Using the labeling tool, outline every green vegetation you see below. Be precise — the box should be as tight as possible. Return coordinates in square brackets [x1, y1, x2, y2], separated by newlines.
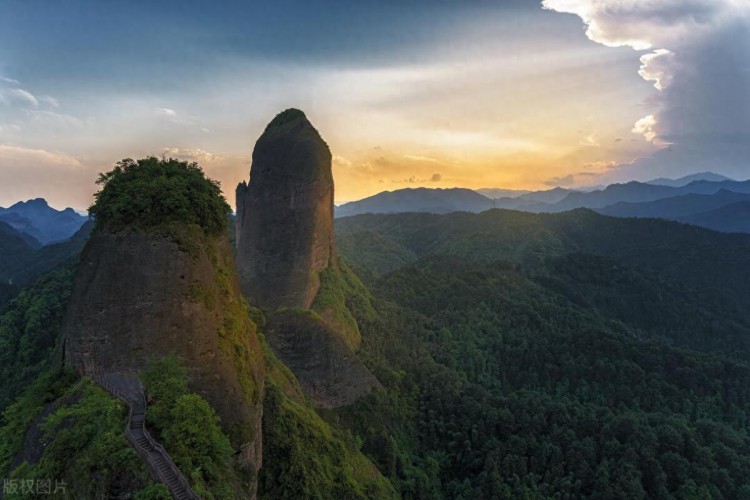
[89, 157, 230, 236]
[311, 266, 362, 349]
[259, 340, 396, 499]
[2, 374, 158, 498]
[336, 209, 750, 310]
[0, 283, 18, 309]
[0, 221, 91, 287]
[331, 210, 750, 498]
[0, 268, 74, 411]
[0, 367, 78, 475]
[336, 230, 417, 282]
[141, 355, 238, 499]
[209, 239, 263, 440]
[134, 483, 172, 500]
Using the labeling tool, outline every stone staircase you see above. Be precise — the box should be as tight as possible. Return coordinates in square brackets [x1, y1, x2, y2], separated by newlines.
[92, 373, 200, 500]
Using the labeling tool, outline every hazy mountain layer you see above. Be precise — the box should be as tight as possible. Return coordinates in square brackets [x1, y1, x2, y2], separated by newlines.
[0, 198, 87, 245]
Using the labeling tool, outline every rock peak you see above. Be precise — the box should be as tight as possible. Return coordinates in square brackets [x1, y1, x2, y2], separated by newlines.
[265, 108, 308, 130]
[236, 109, 335, 309]
[236, 110, 379, 407]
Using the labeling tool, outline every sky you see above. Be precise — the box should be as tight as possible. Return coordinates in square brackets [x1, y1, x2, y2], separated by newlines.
[0, 0, 748, 209]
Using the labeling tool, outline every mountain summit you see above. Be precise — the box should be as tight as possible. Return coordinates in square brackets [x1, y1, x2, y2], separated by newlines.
[62, 158, 265, 496]
[236, 110, 378, 407]
[0, 198, 87, 244]
[236, 108, 336, 309]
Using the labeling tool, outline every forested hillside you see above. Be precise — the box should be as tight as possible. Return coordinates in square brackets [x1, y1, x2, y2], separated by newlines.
[3, 206, 750, 498]
[333, 209, 750, 498]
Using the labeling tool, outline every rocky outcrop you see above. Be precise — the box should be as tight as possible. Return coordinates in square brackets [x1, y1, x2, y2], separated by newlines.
[236, 109, 378, 407]
[236, 109, 336, 310]
[264, 309, 379, 408]
[62, 229, 264, 497]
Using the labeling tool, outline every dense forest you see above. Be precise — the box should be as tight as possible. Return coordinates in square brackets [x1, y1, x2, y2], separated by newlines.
[332, 210, 750, 498]
[2, 207, 750, 497]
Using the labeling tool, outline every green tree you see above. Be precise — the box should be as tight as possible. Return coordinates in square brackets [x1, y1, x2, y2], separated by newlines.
[89, 157, 230, 235]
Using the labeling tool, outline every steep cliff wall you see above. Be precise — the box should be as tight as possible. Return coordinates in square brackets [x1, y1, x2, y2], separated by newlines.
[63, 225, 264, 496]
[236, 109, 336, 310]
[236, 110, 378, 407]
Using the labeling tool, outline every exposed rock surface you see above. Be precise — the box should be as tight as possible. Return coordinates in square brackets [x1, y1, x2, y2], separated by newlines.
[236, 109, 378, 407]
[264, 309, 379, 408]
[62, 229, 264, 496]
[236, 109, 336, 310]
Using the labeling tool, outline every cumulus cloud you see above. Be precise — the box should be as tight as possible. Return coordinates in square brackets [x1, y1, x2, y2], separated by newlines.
[543, 0, 750, 179]
[161, 147, 220, 164]
[631, 115, 659, 144]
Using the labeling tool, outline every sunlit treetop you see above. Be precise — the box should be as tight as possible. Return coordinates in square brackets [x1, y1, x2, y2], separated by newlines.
[89, 157, 230, 235]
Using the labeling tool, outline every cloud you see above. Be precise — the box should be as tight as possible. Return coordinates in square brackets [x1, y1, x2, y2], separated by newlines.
[161, 147, 221, 164]
[631, 115, 659, 144]
[4, 88, 39, 107]
[579, 133, 600, 147]
[39, 95, 60, 108]
[431, 173, 442, 182]
[155, 107, 177, 117]
[27, 110, 86, 130]
[333, 155, 352, 168]
[543, 174, 576, 187]
[154, 107, 203, 128]
[0, 144, 94, 209]
[404, 154, 438, 163]
[543, 0, 750, 180]
[0, 76, 20, 85]
[0, 144, 82, 167]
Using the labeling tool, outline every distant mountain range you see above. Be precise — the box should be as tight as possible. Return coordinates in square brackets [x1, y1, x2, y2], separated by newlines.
[475, 188, 531, 199]
[335, 188, 494, 217]
[0, 218, 93, 286]
[646, 172, 734, 187]
[0, 198, 88, 244]
[597, 189, 750, 219]
[335, 172, 750, 234]
[679, 202, 750, 233]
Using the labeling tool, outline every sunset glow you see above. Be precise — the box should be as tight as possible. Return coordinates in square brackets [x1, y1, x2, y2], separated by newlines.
[1, 1, 747, 208]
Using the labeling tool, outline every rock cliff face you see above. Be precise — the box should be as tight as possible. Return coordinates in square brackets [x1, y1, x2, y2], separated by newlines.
[62, 229, 264, 495]
[236, 109, 378, 406]
[236, 108, 335, 310]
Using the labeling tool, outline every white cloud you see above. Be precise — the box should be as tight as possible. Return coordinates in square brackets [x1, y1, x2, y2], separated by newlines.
[638, 49, 675, 91]
[0, 76, 20, 85]
[155, 107, 178, 117]
[39, 95, 60, 108]
[542, 0, 734, 50]
[543, 0, 750, 179]
[154, 107, 203, 129]
[4, 88, 39, 107]
[632, 115, 659, 144]
[162, 147, 220, 163]
[333, 155, 352, 168]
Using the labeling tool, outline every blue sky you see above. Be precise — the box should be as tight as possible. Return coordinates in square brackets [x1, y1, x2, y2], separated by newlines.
[0, 0, 748, 209]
